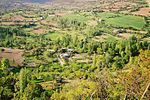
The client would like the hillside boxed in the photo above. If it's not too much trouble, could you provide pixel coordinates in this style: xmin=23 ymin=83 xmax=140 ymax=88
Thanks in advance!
xmin=0 ymin=0 xmax=150 ymax=100
xmin=0 ymin=0 xmax=148 ymax=12
xmin=0 ymin=0 xmax=26 ymax=14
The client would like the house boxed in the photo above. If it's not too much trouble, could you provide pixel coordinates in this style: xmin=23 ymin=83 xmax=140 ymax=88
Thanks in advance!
xmin=97 ymin=18 xmax=105 ymax=23
xmin=113 ymin=29 xmax=126 ymax=34
xmin=67 ymin=49 xmax=74 ymax=53
xmin=48 ymin=14 xmax=55 ymax=17
xmin=60 ymin=53 xmax=70 ymax=60
xmin=47 ymin=49 xmax=56 ymax=54
xmin=40 ymin=16 xmax=44 ymax=20
xmin=59 ymin=48 xmax=74 ymax=61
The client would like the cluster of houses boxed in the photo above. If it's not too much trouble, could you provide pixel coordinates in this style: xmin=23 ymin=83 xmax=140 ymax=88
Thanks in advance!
xmin=47 ymin=48 xmax=75 ymax=65
xmin=59 ymin=48 xmax=74 ymax=60
xmin=113 ymin=29 xmax=126 ymax=34
xmin=49 ymin=48 xmax=74 ymax=65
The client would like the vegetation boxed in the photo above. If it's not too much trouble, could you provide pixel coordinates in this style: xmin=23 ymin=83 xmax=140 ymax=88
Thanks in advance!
xmin=0 ymin=0 xmax=150 ymax=100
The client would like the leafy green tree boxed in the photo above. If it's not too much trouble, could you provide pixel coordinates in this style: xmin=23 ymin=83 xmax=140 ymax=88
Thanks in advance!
xmin=97 ymin=48 xmax=103 ymax=55
xmin=19 ymin=68 xmax=28 ymax=93
xmin=43 ymin=51 xmax=51 ymax=59
xmin=1 ymin=58 xmax=10 ymax=70
xmin=113 ymin=56 xmax=124 ymax=69
xmin=105 ymin=52 xmax=112 ymax=67
xmin=0 ymin=74 xmax=15 ymax=100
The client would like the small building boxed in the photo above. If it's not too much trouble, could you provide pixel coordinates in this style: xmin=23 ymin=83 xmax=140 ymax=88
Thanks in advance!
xmin=113 ymin=29 xmax=126 ymax=34
xmin=97 ymin=19 xmax=105 ymax=23
xmin=59 ymin=48 xmax=74 ymax=61
xmin=47 ymin=49 xmax=55 ymax=54
xmin=67 ymin=49 xmax=74 ymax=53
xmin=60 ymin=53 xmax=70 ymax=60
xmin=48 ymin=14 xmax=55 ymax=17
xmin=40 ymin=16 xmax=44 ymax=20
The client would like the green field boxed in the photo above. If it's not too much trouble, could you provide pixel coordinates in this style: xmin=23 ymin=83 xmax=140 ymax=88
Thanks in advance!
xmin=62 ymin=13 xmax=90 ymax=22
xmin=97 ymin=12 xmax=146 ymax=30
xmin=96 ymin=12 xmax=118 ymax=18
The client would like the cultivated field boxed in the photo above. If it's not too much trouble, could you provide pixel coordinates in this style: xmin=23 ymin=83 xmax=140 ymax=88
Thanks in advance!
xmin=0 ymin=48 xmax=24 ymax=66
xmin=133 ymin=7 xmax=150 ymax=16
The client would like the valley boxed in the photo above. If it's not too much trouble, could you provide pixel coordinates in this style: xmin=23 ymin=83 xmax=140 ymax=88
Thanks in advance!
xmin=0 ymin=0 xmax=150 ymax=100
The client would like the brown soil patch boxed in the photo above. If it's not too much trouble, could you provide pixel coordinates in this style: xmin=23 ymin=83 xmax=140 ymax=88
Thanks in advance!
xmin=40 ymin=20 xmax=58 ymax=28
xmin=0 ymin=48 xmax=24 ymax=66
xmin=126 ymin=29 xmax=147 ymax=34
xmin=133 ymin=7 xmax=150 ymax=16
xmin=1 ymin=15 xmax=26 ymax=21
xmin=10 ymin=15 xmax=26 ymax=21
xmin=0 ymin=15 xmax=35 ymax=22
xmin=55 ymin=12 xmax=67 ymax=17
xmin=0 ymin=22 xmax=25 ymax=25
xmin=32 ymin=28 xmax=46 ymax=34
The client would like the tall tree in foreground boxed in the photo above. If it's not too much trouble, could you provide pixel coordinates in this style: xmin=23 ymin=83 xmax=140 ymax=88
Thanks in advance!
xmin=19 ymin=68 xmax=27 ymax=94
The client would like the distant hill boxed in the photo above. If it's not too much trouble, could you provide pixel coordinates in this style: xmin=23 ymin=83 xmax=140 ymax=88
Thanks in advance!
xmin=0 ymin=0 xmax=148 ymax=13
xmin=23 ymin=0 xmax=53 ymax=3
xmin=0 ymin=0 xmax=26 ymax=14
xmin=0 ymin=0 xmax=96 ymax=13
xmin=0 ymin=0 xmax=53 ymax=13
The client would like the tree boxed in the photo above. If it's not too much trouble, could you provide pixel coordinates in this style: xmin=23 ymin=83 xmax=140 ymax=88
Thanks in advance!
xmin=0 ymin=76 xmax=15 ymax=100
xmin=91 ymin=54 xmax=97 ymax=72
xmin=97 ymin=48 xmax=103 ymax=55
xmin=105 ymin=52 xmax=112 ymax=67
xmin=113 ymin=56 xmax=124 ymax=69
xmin=43 ymin=51 xmax=51 ymax=59
xmin=19 ymin=68 xmax=28 ymax=93
xmin=73 ymin=35 xmax=79 ymax=47
xmin=1 ymin=58 xmax=10 ymax=70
